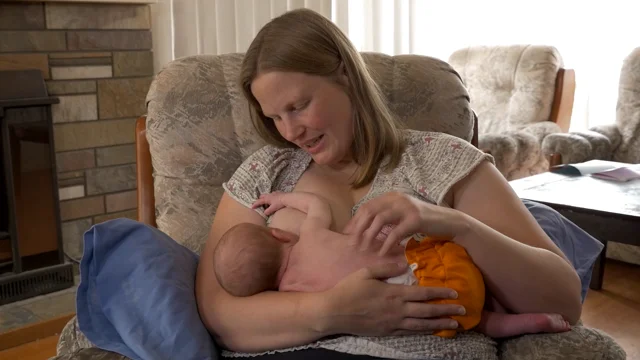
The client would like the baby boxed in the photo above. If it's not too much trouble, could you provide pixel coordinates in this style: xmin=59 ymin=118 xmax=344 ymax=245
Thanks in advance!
xmin=213 ymin=191 xmax=571 ymax=338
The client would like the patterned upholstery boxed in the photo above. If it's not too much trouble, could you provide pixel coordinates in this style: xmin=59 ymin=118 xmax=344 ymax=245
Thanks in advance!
xmin=449 ymin=45 xmax=566 ymax=180
xmin=53 ymin=52 xmax=624 ymax=360
xmin=543 ymin=46 xmax=640 ymax=265
xmin=145 ymin=52 xmax=476 ymax=254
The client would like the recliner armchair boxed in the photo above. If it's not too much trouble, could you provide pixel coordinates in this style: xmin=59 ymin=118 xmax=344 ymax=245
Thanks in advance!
xmin=448 ymin=45 xmax=576 ymax=180
xmin=543 ymin=46 xmax=640 ymax=266
xmin=51 ymin=52 xmax=623 ymax=360
xmin=543 ymin=47 xmax=640 ymax=166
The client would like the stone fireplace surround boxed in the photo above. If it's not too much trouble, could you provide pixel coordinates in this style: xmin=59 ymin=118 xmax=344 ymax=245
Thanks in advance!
xmin=1 ymin=0 xmax=155 ymax=263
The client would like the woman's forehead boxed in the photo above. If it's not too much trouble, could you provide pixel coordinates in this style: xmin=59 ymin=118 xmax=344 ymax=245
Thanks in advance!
xmin=252 ymin=71 xmax=317 ymax=94
xmin=251 ymin=71 xmax=318 ymax=111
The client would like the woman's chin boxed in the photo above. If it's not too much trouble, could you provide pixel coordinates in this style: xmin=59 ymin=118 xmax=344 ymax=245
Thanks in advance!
xmin=311 ymin=154 xmax=353 ymax=169
xmin=309 ymin=151 xmax=335 ymax=166
xmin=310 ymin=154 xmax=330 ymax=165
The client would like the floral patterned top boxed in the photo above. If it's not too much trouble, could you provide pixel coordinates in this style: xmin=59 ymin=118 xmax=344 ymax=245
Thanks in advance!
xmin=223 ymin=129 xmax=494 ymax=219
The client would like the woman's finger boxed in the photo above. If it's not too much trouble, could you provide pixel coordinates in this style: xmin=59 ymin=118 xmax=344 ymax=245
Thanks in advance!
xmin=400 ymin=285 xmax=458 ymax=302
xmin=379 ymin=219 xmax=416 ymax=256
xmin=345 ymin=210 xmax=375 ymax=238
xmin=360 ymin=213 xmax=392 ymax=251
xmin=379 ymin=232 xmax=403 ymax=256
xmin=359 ymin=262 xmax=409 ymax=280
xmin=403 ymin=302 xmax=466 ymax=319
xmin=345 ymin=194 xmax=393 ymax=234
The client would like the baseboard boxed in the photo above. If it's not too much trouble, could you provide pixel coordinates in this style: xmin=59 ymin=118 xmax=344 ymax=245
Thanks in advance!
xmin=0 ymin=312 xmax=75 ymax=351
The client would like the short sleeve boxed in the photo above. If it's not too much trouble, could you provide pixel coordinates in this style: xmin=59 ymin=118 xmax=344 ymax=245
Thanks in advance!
xmin=403 ymin=130 xmax=495 ymax=207
xmin=222 ymin=146 xmax=297 ymax=219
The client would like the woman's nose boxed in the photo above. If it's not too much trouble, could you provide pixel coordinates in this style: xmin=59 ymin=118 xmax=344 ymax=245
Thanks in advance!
xmin=281 ymin=117 xmax=304 ymax=142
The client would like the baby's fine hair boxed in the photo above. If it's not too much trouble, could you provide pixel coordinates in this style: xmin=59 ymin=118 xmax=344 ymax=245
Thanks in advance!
xmin=213 ymin=223 xmax=283 ymax=297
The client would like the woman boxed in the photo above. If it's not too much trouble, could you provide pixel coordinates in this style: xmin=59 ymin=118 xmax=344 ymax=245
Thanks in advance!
xmin=194 ymin=8 xmax=582 ymax=359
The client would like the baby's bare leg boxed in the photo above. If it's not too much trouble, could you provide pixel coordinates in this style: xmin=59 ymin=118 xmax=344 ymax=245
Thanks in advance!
xmin=477 ymin=293 xmax=571 ymax=338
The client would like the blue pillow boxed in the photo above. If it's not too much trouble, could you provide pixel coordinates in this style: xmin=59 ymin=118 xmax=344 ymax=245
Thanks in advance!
xmin=76 ymin=218 xmax=219 ymax=360
xmin=523 ymin=200 xmax=604 ymax=302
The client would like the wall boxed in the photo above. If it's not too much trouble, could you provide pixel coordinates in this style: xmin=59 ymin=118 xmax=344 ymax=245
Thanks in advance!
xmin=0 ymin=2 xmax=153 ymax=260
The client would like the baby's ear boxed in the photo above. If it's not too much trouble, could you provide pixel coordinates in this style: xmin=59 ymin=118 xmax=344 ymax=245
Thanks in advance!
xmin=270 ymin=228 xmax=299 ymax=244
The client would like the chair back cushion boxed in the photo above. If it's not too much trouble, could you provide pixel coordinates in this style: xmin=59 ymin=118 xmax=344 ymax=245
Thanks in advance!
xmin=448 ymin=45 xmax=562 ymax=135
xmin=614 ymin=47 xmax=640 ymax=163
xmin=145 ymin=52 xmax=474 ymax=252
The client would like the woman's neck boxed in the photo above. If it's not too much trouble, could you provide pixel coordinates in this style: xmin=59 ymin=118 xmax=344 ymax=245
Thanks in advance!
xmin=315 ymin=160 xmax=359 ymax=181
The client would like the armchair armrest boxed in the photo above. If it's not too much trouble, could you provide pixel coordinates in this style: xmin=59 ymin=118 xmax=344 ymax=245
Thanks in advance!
xmin=591 ymin=123 xmax=623 ymax=150
xmin=480 ymin=131 xmax=543 ymax=179
xmin=518 ymin=121 xmax=563 ymax=143
xmin=542 ymin=125 xmax=620 ymax=165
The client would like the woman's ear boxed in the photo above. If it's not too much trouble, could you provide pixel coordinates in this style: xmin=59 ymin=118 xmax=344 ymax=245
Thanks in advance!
xmin=337 ymin=62 xmax=349 ymax=87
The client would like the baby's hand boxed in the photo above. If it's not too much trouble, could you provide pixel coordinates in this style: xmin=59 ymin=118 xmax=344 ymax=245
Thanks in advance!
xmin=251 ymin=192 xmax=286 ymax=216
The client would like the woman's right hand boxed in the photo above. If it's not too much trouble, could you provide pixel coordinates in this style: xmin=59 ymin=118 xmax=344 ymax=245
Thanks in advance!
xmin=320 ymin=262 xmax=465 ymax=336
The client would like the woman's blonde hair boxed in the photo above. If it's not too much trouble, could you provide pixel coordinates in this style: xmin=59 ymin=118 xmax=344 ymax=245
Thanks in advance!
xmin=239 ymin=8 xmax=405 ymax=188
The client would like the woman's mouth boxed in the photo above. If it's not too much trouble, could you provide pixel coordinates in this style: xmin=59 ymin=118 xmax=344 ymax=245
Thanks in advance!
xmin=304 ymin=135 xmax=324 ymax=153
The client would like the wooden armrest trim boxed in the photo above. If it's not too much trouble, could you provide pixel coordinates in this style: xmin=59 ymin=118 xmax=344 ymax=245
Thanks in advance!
xmin=135 ymin=115 xmax=157 ymax=227
xmin=550 ymin=68 xmax=576 ymax=132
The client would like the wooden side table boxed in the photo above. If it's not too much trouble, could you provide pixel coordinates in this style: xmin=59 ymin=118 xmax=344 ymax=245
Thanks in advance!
xmin=509 ymin=165 xmax=640 ymax=290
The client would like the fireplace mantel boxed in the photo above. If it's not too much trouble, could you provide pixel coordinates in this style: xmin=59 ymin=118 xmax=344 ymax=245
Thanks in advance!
xmin=5 ymin=0 xmax=157 ymax=4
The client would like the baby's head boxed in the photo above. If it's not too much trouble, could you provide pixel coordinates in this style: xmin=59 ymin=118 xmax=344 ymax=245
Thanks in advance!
xmin=213 ymin=223 xmax=291 ymax=297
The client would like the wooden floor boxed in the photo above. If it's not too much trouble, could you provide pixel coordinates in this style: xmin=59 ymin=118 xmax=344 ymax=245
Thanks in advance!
xmin=0 ymin=335 xmax=58 ymax=360
xmin=581 ymin=259 xmax=640 ymax=360
xmin=1 ymin=260 xmax=639 ymax=360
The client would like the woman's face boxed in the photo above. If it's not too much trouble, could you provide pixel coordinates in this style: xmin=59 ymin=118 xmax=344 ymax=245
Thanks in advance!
xmin=251 ymin=71 xmax=354 ymax=166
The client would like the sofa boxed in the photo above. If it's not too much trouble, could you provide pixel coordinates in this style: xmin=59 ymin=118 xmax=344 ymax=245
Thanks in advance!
xmin=51 ymin=52 xmax=624 ymax=360
xmin=543 ymin=46 xmax=640 ymax=266
xmin=448 ymin=45 xmax=575 ymax=180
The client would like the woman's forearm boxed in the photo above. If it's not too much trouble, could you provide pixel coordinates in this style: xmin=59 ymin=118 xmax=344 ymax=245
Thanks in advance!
xmin=454 ymin=215 xmax=582 ymax=324
xmin=200 ymin=287 xmax=331 ymax=353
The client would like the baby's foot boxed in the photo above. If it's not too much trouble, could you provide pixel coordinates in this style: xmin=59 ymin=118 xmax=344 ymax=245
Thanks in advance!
xmin=477 ymin=310 xmax=571 ymax=338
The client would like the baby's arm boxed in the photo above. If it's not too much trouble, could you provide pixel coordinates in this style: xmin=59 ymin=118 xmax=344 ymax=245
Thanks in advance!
xmin=252 ymin=191 xmax=332 ymax=230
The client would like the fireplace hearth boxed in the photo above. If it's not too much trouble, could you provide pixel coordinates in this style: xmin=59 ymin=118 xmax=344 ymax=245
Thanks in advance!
xmin=0 ymin=69 xmax=74 ymax=305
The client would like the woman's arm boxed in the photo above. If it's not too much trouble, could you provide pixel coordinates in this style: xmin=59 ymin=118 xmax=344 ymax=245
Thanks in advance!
xmin=196 ymin=193 xmax=464 ymax=352
xmin=450 ymin=161 xmax=582 ymax=323
xmin=195 ymin=193 xmax=330 ymax=352
xmin=344 ymin=161 xmax=582 ymax=325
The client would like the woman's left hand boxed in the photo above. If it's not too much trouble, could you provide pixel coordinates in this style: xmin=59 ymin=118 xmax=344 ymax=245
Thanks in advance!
xmin=343 ymin=192 xmax=470 ymax=255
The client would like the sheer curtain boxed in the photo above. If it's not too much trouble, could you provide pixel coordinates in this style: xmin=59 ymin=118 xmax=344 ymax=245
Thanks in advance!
xmin=150 ymin=0 xmax=640 ymax=131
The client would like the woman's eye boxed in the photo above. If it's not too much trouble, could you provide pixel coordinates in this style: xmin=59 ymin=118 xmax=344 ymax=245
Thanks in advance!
xmin=294 ymin=101 xmax=309 ymax=112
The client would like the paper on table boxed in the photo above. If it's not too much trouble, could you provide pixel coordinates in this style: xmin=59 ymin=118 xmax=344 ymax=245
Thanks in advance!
xmin=591 ymin=165 xmax=640 ymax=182
xmin=551 ymin=160 xmax=640 ymax=181
xmin=550 ymin=160 xmax=619 ymax=175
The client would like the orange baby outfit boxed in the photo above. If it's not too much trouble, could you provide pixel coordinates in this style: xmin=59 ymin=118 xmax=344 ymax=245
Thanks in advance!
xmin=404 ymin=235 xmax=485 ymax=338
